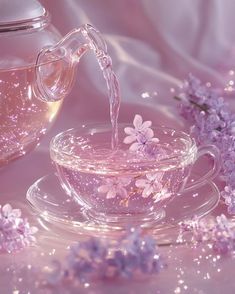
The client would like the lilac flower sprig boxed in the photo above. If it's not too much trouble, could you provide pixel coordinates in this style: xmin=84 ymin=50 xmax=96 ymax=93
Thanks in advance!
xmin=179 ymin=214 xmax=235 ymax=254
xmin=124 ymin=114 xmax=159 ymax=153
xmin=98 ymin=176 xmax=132 ymax=199
xmin=175 ymin=74 xmax=235 ymax=214
xmin=0 ymin=203 xmax=38 ymax=253
xmin=46 ymin=228 xmax=166 ymax=285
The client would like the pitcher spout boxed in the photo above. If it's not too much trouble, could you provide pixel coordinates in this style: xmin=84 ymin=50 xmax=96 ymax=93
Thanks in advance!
xmin=35 ymin=24 xmax=106 ymax=102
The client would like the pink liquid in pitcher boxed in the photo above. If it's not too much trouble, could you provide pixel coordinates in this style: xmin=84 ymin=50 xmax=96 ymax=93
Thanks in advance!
xmin=0 ymin=62 xmax=63 ymax=166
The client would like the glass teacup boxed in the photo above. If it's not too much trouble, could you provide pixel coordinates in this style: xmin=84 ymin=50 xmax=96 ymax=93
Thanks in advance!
xmin=50 ymin=124 xmax=220 ymax=224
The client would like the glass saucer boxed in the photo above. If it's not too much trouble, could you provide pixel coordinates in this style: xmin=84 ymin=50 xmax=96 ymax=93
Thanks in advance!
xmin=26 ymin=173 xmax=220 ymax=245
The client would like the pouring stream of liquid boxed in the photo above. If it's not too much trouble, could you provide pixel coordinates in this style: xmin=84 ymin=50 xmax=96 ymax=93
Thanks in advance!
xmin=81 ymin=25 xmax=121 ymax=149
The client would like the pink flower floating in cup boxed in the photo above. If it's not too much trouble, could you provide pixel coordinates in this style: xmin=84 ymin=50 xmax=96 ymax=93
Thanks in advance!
xmin=123 ymin=114 xmax=159 ymax=152
xmin=0 ymin=203 xmax=37 ymax=253
xmin=98 ymin=176 xmax=132 ymax=199
xmin=135 ymin=172 xmax=163 ymax=198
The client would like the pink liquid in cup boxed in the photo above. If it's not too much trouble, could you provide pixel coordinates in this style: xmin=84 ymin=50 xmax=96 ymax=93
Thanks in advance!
xmin=0 ymin=63 xmax=63 ymax=166
xmin=50 ymin=125 xmax=206 ymax=223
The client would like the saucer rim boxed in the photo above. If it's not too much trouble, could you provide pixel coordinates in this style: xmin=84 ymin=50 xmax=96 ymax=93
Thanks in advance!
xmin=26 ymin=173 xmax=220 ymax=244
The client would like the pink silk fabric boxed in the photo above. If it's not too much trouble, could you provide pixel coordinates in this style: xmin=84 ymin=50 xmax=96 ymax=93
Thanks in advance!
xmin=1 ymin=1 xmax=235 ymax=293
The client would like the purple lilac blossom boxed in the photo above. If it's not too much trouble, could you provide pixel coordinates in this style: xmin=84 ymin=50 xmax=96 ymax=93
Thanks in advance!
xmin=98 ymin=176 xmax=132 ymax=199
xmin=135 ymin=172 xmax=164 ymax=198
xmin=179 ymin=214 xmax=235 ymax=254
xmin=177 ymin=74 xmax=235 ymax=214
xmin=124 ymin=114 xmax=159 ymax=152
xmin=0 ymin=203 xmax=37 ymax=253
xmin=46 ymin=228 xmax=165 ymax=285
xmin=124 ymin=114 xmax=154 ymax=144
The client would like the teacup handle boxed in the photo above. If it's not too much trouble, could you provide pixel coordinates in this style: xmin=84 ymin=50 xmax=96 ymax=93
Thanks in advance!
xmin=183 ymin=145 xmax=221 ymax=192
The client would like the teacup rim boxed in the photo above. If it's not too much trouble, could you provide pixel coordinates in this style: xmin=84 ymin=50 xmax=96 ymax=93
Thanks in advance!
xmin=50 ymin=123 xmax=197 ymax=173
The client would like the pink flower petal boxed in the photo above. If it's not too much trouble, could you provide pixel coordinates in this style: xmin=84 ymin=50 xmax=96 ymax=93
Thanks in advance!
xmin=2 ymin=204 xmax=12 ymax=216
xmin=141 ymin=120 xmax=152 ymax=129
xmin=146 ymin=172 xmax=163 ymax=182
xmin=146 ymin=173 xmax=157 ymax=181
xmin=151 ymin=137 xmax=159 ymax=143
xmin=135 ymin=179 xmax=147 ymax=188
xmin=129 ymin=142 xmax=141 ymax=151
xmin=0 ymin=204 xmax=37 ymax=252
xmin=153 ymin=183 xmax=162 ymax=192
xmin=107 ymin=188 xmax=117 ymax=199
xmin=12 ymin=209 xmax=22 ymax=218
xmin=119 ymin=187 xmax=128 ymax=198
xmin=143 ymin=128 xmax=154 ymax=140
xmin=124 ymin=127 xmax=135 ymax=135
xmin=119 ymin=177 xmax=132 ymax=186
xmin=106 ymin=178 xmax=115 ymax=184
xmin=154 ymin=189 xmax=171 ymax=202
xmin=142 ymin=186 xmax=153 ymax=198
xmin=123 ymin=135 xmax=136 ymax=144
xmin=30 ymin=226 xmax=39 ymax=234
xmin=133 ymin=114 xmax=143 ymax=128
xmin=98 ymin=185 xmax=110 ymax=193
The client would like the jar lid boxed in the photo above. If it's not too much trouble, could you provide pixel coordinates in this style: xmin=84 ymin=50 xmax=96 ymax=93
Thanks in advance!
xmin=0 ymin=0 xmax=49 ymax=32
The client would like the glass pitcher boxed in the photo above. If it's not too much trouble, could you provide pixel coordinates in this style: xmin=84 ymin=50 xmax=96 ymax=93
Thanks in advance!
xmin=0 ymin=0 xmax=109 ymax=166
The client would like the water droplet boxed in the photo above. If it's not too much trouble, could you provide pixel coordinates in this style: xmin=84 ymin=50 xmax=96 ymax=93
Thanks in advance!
xmin=174 ymin=287 xmax=181 ymax=293
xmin=141 ymin=92 xmax=151 ymax=99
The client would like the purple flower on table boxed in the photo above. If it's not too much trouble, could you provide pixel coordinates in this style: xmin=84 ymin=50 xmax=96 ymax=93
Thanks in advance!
xmin=179 ymin=216 xmax=209 ymax=244
xmin=135 ymin=172 xmax=163 ymax=198
xmin=104 ymin=228 xmax=165 ymax=277
xmin=123 ymin=114 xmax=159 ymax=152
xmin=0 ymin=203 xmax=37 ymax=253
xmin=106 ymin=250 xmax=135 ymax=278
xmin=216 ymin=214 xmax=232 ymax=231
xmin=71 ymin=258 xmax=93 ymax=281
xmin=212 ymin=236 xmax=232 ymax=254
xmin=98 ymin=176 xmax=132 ymax=199
xmin=179 ymin=214 xmax=235 ymax=254
xmin=16 ymin=218 xmax=38 ymax=245
xmin=46 ymin=260 xmax=64 ymax=285
xmin=81 ymin=237 xmax=107 ymax=260
xmin=45 ymin=228 xmax=166 ymax=285
xmin=221 ymin=186 xmax=235 ymax=214
xmin=175 ymin=74 xmax=235 ymax=214
xmin=212 ymin=214 xmax=235 ymax=254
xmin=124 ymin=229 xmax=165 ymax=274
xmin=67 ymin=243 xmax=94 ymax=282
